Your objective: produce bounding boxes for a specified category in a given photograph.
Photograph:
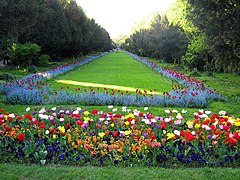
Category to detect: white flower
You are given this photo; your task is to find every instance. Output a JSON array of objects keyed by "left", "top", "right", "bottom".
[
  {"left": 99, "top": 118, "right": 105, "bottom": 121},
  {"left": 144, "top": 119, "right": 151, "bottom": 125},
  {"left": 26, "top": 107, "right": 30, "bottom": 112},
  {"left": 188, "top": 125, "right": 193, "bottom": 129},
  {"left": 59, "top": 118, "right": 64, "bottom": 122},
  {"left": 144, "top": 107, "right": 148, "bottom": 111},
  {"left": 172, "top": 110, "right": 178, "bottom": 113},
  {"left": 199, "top": 114, "right": 208, "bottom": 118},
  {"left": 39, "top": 108, "right": 46, "bottom": 114},
  {"left": 119, "top": 131, "right": 125, "bottom": 134},
  {"left": 8, "top": 114, "right": 15, "bottom": 118},
  {"left": 112, "top": 108, "right": 118, "bottom": 112},
  {"left": 199, "top": 109, "right": 204, "bottom": 113},
  {"left": 164, "top": 118, "right": 171, "bottom": 123},
  {"left": 72, "top": 110, "right": 79, "bottom": 115},
  {"left": 45, "top": 130, "right": 49, "bottom": 135},
  {"left": 219, "top": 110, "right": 226, "bottom": 116},
  {"left": 133, "top": 111, "right": 140, "bottom": 116},
  {"left": 193, "top": 112, "right": 199, "bottom": 116},
  {"left": 181, "top": 109, "right": 187, "bottom": 114},
  {"left": 122, "top": 106, "right": 127, "bottom": 112},
  {"left": 76, "top": 107, "right": 81, "bottom": 111},
  {"left": 174, "top": 130, "right": 180, "bottom": 136},
  {"left": 176, "top": 113, "right": 183, "bottom": 120},
  {"left": 151, "top": 119, "right": 157, "bottom": 123},
  {"left": 106, "top": 117, "right": 111, "bottom": 121},
  {"left": 108, "top": 105, "right": 114, "bottom": 109},
  {"left": 127, "top": 109, "right": 131, "bottom": 112},
  {"left": 191, "top": 131, "right": 196, "bottom": 135},
  {"left": 165, "top": 110, "right": 170, "bottom": 113},
  {"left": 39, "top": 114, "right": 48, "bottom": 120},
  {"left": 205, "top": 110, "right": 211, "bottom": 115},
  {"left": 52, "top": 107, "right": 56, "bottom": 111},
  {"left": 131, "top": 119, "right": 135, "bottom": 124},
  {"left": 163, "top": 130, "right": 166, "bottom": 134}
]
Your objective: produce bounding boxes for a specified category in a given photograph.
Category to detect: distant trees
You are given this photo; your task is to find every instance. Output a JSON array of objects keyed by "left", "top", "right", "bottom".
[
  {"left": 0, "top": 0, "right": 113, "bottom": 62},
  {"left": 121, "top": 0, "right": 240, "bottom": 73},
  {"left": 122, "top": 14, "right": 188, "bottom": 65}
]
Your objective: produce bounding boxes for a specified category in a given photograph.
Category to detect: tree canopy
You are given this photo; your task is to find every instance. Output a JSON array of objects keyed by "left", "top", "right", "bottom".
[
  {"left": 120, "top": 0, "right": 240, "bottom": 73},
  {"left": 0, "top": 0, "right": 113, "bottom": 60}
]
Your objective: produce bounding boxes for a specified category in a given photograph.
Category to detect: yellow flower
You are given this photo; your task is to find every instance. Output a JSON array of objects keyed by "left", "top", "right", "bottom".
[
  {"left": 195, "top": 124, "right": 201, "bottom": 129},
  {"left": 186, "top": 121, "right": 194, "bottom": 126},
  {"left": 125, "top": 121, "right": 130, "bottom": 126},
  {"left": 98, "top": 132, "right": 105, "bottom": 138},
  {"left": 58, "top": 126, "right": 65, "bottom": 133},
  {"left": 4, "top": 115, "right": 8, "bottom": 120},
  {"left": 84, "top": 111, "right": 89, "bottom": 116},
  {"left": 125, "top": 113, "right": 135, "bottom": 120},
  {"left": 124, "top": 130, "right": 132, "bottom": 136},
  {"left": 234, "top": 119, "right": 240, "bottom": 126},
  {"left": 110, "top": 123, "right": 114, "bottom": 128},
  {"left": 53, "top": 134, "right": 57, "bottom": 139},
  {"left": 167, "top": 132, "right": 175, "bottom": 139},
  {"left": 228, "top": 117, "right": 235, "bottom": 124},
  {"left": 84, "top": 117, "right": 90, "bottom": 121}
]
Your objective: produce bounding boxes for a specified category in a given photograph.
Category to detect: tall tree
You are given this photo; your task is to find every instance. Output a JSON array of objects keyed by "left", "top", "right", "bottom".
[{"left": 186, "top": 0, "right": 240, "bottom": 72}]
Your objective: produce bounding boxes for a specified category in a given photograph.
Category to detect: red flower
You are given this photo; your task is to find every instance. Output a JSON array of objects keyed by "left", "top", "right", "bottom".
[
  {"left": 92, "top": 109, "right": 98, "bottom": 115},
  {"left": 76, "top": 120, "right": 83, "bottom": 126},
  {"left": 186, "top": 132, "right": 194, "bottom": 141},
  {"left": 210, "top": 124, "right": 216, "bottom": 130},
  {"left": 5, "top": 125, "right": 11, "bottom": 131},
  {"left": 223, "top": 126, "right": 230, "bottom": 131},
  {"left": 112, "top": 131, "right": 118, "bottom": 137},
  {"left": 18, "top": 133, "right": 25, "bottom": 141},
  {"left": 150, "top": 133, "right": 156, "bottom": 139},
  {"left": 7, "top": 117, "right": 13, "bottom": 122},
  {"left": 160, "top": 121, "right": 166, "bottom": 129},
  {"left": 66, "top": 122, "right": 70, "bottom": 129}
]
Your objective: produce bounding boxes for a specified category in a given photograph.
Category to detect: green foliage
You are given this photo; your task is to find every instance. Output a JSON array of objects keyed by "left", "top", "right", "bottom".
[
  {"left": 0, "top": 73, "right": 17, "bottom": 82},
  {"left": 122, "top": 14, "right": 188, "bottom": 65},
  {"left": 0, "top": 0, "right": 113, "bottom": 59},
  {"left": 186, "top": 0, "right": 240, "bottom": 72},
  {"left": 10, "top": 42, "right": 41, "bottom": 68},
  {"left": 35, "top": 54, "right": 50, "bottom": 66}
]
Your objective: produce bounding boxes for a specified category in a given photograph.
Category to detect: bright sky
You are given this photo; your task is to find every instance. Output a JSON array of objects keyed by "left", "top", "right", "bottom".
[{"left": 76, "top": 0, "right": 176, "bottom": 38}]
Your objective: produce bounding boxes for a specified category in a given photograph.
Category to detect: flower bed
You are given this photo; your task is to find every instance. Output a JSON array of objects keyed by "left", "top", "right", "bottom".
[
  {"left": 0, "top": 52, "right": 224, "bottom": 107},
  {"left": 0, "top": 106, "right": 239, "bottom": 167}
]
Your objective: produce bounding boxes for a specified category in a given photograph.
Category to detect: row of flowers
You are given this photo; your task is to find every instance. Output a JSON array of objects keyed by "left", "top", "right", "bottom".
[
  {"left": 0, "top": 106, "right": 239, "bottom": 167},
  {"left": 0, "top": 52, "right": 223, "bottom": 107},
  {"left": 125, "top": 51, "right": 223, "bottom": 102}
]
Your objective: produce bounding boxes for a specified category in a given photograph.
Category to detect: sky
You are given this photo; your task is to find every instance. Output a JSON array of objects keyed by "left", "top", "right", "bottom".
[{"left": 76, "top": 0, "right": 176, "bottom": 39}]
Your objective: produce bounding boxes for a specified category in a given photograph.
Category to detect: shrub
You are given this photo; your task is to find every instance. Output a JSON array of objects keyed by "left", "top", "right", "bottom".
[
  {"left": 0, "top": 73, "right": 16, "bottom": 81},
  {"left": 34, "top": 54, "right": 50, "bottom": 66}
]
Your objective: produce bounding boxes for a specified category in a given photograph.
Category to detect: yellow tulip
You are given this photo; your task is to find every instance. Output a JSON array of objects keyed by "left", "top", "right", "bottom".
[{"left": 98, "top": 132, "right": 105, "bottom": 138}]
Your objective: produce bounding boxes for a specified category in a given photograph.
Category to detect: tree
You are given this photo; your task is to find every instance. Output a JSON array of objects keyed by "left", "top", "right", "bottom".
[{"left": 186, "top": 0, "right": 240, "bottom": 72}]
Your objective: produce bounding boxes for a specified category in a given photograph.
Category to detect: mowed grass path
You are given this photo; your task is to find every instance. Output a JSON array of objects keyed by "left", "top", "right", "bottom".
[{"left": 50, "top": 51, "right": 172, "bottom": 94}]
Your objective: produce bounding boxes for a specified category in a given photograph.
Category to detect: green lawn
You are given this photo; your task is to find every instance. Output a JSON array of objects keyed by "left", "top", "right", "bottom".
[
  {"left": 49, "top": 51, "right": 173, "bottom": 94},
  {"left": 1, "top": 163, "right": 240, "bottom": 180}
]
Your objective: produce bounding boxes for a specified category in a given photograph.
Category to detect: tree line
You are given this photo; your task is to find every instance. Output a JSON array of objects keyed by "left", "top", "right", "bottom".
[
  {"left": 121, "top": 0, "right": 240, "bottom": 73},
  {"left": 0, "top": 0, "right": 113, "bottom": 65}
]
